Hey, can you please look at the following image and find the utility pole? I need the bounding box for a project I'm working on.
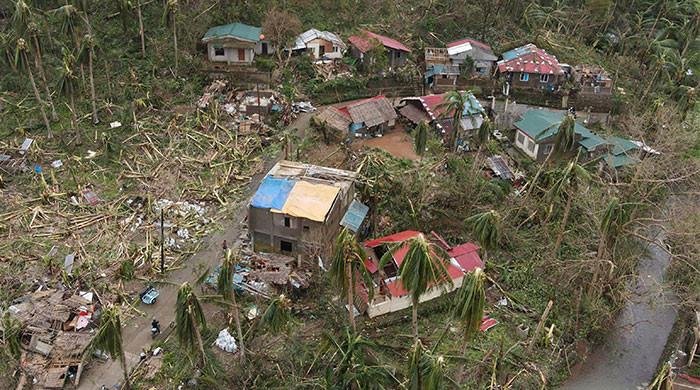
[160,208,165,275]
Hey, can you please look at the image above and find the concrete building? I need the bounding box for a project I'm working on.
[201,22,273,65]
[289,29,346,61]
[248,161,358,257]
[497,44,565,91]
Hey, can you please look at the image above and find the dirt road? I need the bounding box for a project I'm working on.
[77,112,313,389]
[559,229,678,390]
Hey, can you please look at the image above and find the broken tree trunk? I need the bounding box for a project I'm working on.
[527,300,553,353]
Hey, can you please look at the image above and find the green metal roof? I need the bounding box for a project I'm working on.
[607,136,638,155]
[578,133,607,151]
[604,153,638,168]
[202,22,262,43]
[514,110,591,142]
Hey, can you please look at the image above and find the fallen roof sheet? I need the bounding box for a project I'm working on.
[348,31,411,53]
[273,180,340,222]
[486,156,515,180]
[340,199,369,232]
[250,176,294,210]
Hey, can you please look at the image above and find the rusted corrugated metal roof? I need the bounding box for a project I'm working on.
[348,31,411,53]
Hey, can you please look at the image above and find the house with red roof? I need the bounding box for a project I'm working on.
[355,230,484,318]
[348,31,411,69]
[424,38,497,85]
[496,44,565,91]
[313,95,397,137]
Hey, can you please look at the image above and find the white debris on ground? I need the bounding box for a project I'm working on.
[215,328,238,353]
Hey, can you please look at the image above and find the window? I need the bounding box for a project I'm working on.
[280,240,293,253]
[527,139,535,152]
[284,217,291,228]
[519,73,529,82]
[541,144,553,155]
[396,51,401,58]
[333,46,339,52]
[539,74,549,83]
[476,67,486,75]
[213,46,224,57]
[303,226,310,232]
[517,132,525,145]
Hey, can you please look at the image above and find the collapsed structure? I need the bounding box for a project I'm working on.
[314,95,397,137]
[289,29,347,61]
[8,289,98,389]
[248,160,358,258]
[424,38,497,85]
[355,230,484,318]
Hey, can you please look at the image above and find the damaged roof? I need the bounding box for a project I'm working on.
[291,28,346,51]
[497,43,563,75]
[348,31,411,53]
[315,106,353,132]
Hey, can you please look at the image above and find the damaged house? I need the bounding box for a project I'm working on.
[289,29,346,61]
[424,38,497,85]
[8,289,98,389]
[348,31,411,69]
[398,92,484,147]
[574,64,614,95]
[248,160,358,257]
[497,44,565,92]
[202,22,273,66]
[355,230,484,318]
[314,95,397,137]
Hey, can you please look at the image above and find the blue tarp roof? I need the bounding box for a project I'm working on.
[250,176,294,210]
[340,200,369,233]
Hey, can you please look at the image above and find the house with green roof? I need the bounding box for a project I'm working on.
[201,22,273,65]
[513,110,607,162]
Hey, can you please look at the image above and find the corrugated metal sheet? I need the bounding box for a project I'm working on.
[346,96,397,128]
[348,31,411,53]
[202,22,262,43]
[398,103,429,125]
[340,200,369,232]
[292,28,346,51]
[497,43,563,75]
[487,156,515,181]
[314,106,351,132]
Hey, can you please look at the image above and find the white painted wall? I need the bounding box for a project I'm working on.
[208,44,254,64]
[366,275,465,318]
[515,130,539,159]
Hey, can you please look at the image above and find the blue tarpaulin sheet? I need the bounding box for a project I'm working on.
[251,176,294,210]
[340,199,369,232]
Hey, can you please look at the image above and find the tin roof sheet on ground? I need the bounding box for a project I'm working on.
[486,156,515,180]
[250,176,294,210]
[274,180,340,222]
[340,200,369,232]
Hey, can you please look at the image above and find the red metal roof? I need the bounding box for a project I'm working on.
[446,38,491,51]
[348,31,411,53]
[336,95,389,118]
[362,230,483,298]
[497,47,563,75]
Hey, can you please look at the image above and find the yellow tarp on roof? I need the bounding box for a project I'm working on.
[272,181,340,222]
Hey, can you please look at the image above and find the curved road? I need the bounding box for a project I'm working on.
[559,229,678,390]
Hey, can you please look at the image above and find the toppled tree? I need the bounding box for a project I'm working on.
[407,339,448,390]
[547,155,591,257]
[465,210,500,263]
[175,282,207,367]
[217,249,245,361]
[262,8,301,66]
[93,305,130,390]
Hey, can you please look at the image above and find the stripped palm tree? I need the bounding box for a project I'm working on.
[14,38,51,136]
[590,197,631,295]
[260,294,293,335]
[93,305,130,389]
[521,113,577,196]
[57,48,79,133]
[465,210,500,263]
[13,0,58,121]
[438,90,470,152]
[329,227,374,333]
[414,120,429,157]
[379,233,452,341]
[472,117,492,171]
[407,339,448,390]
[162,0,179,74]
[175,282,207,367]
[547,155,591,257]
[217,249,245,360]
[76,33,99,124]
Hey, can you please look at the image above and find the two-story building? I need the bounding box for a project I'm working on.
[248,161,358,257]
[424,38,497,85]
[497,44,565,92]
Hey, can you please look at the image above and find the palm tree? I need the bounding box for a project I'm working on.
[162,0,179,74]
[465,210,500,263]
[380,234,452,341]
[136,0,146,57]
[175,282,207,366]
[319,328,394,389]
[329,227,374,333]
[77,33,99,124]
[1,313,22,359]
[93,305,130,390]
[407,339,447,390]
[590,197,631,294]
[472,117,492,171]
[414,120,429,157]
[217,249,245,360]
[260,294,293,335]
[57,48,79,132]
[13,0,58,121]
[438,90,470,152]
[452,268,486,383]
[548,156,591,257]
[14,38,51,136]
[51,4,81,47]
[522,113,577,195]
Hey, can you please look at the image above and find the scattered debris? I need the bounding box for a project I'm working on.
[109,121,122,129]
[51,160,63,169]
[20,138,33,154]
[214,328,238,353]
